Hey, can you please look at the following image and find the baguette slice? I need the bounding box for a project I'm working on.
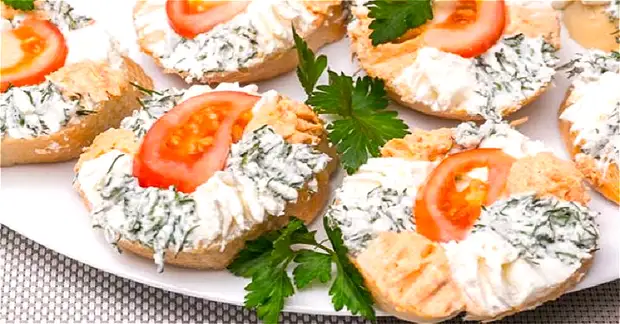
[558,87,620,205]
[74,94,338,270]
[1,57,153,167]
[133,0,346,84]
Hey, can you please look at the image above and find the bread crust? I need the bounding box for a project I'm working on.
[348,3,560,120]
[0,57,153,167]
[133,0,346,84]
[74,95,338,270]
[558,87,620,205]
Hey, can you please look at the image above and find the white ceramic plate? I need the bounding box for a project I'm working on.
[1,0,618,317]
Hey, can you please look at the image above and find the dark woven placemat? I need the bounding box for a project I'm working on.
[1,226,618,323]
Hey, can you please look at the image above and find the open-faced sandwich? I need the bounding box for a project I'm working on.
[559,50,619,204]
[348,0,561,120]
[0,0,152,167]
[553,0,619,52]
[326,121,599,322]
[133,0,346,84]
[73,83,338,271]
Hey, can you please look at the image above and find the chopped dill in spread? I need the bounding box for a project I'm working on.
[327,186,415,254]
[39,0,94,31]
[559,50,620,80]
[120,88,184,138]
[160,23,260,80]
[473,194,599,265]
[472,34,559,120]
[0,82,84,139]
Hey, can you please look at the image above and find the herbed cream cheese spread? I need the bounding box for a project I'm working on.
[327,157,435,254]
[76,84,331,271]
[560,50,620,172]
[394,34,558,120]
[135,0,320,82]
[444,194,599,317]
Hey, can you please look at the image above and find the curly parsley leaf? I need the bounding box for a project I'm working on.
[230,217,376,322]
[293,250,332,289]
[309,73,408,173]
[294,29,409,174]
[367,0,434,46]
[2,0,34,10]
[293,27,327,95]
[244,264,295,324]
[324,218,376,321]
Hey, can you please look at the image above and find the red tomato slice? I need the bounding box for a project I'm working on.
[423,0,506,58]
[166,0,249,39]
[133,91,260,193]
[415,148,515,242]
[1,19,68,92]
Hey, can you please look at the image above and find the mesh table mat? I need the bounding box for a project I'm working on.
[2,226,618,323]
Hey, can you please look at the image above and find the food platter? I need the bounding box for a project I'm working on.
[1,0,618,317]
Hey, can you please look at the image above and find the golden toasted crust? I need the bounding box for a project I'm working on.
[381,128,454,161]
[465,258,593,322]
[74,94,338,270]
[507,152,590,205]
[352,232,465,323]
[133,0,346,84]
[558,88,620,205]
[0,57,153,167]
[348,3,560,120]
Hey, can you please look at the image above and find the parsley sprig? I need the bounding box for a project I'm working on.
[293,28,409,174]
[366,0,433,45]
[2,0,34,10]
[228,218,375,324]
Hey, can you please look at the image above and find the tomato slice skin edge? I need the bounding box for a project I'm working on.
[423,0,507,58]
[165,0,249,39]
[1,19,68,92]
[133,91,261,193]
[415,148,516,242]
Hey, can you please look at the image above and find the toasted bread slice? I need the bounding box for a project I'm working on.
[348,2,560,120]
[1,57,153,167]
[133,0,346,84]
[558,87,620,205]
[74,92,338,270]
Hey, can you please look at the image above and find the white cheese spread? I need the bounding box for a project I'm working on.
[560,50,620,172]
[77,86,330,271]
[0,82,83,139]
[444,194,599,317]
[394,34,558,120]
[327,157,435,254]
[453,121,548,159]
[137,0,319,82]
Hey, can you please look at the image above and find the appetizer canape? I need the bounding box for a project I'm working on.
[133,0,346,84]
[73,83,338,271]
[0,0,152,166]
[327,121,599,322]
[559,50,620,204]
[348,0,561,120]
[553,0,619,52]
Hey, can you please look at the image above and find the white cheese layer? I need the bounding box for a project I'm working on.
[453,121,548,159]
[394,34,558,119]
[0,82,81,139]
[136,0,319,82]
[560,51,620,172]
[444,194,599,317]
[327,157,435,254]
